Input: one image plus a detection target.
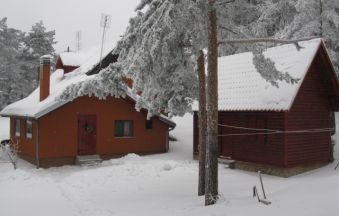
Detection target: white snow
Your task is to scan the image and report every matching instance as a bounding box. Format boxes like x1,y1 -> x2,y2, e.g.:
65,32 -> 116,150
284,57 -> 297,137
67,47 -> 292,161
0,113 -> 338,216
59,41 -> 116,68
0,117 -> 10,141
194,38 -> 328,111
59,52 -> 92,67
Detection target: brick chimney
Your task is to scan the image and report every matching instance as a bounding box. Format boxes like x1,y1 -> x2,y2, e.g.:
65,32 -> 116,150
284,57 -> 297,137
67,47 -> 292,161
39,55 -> 51,101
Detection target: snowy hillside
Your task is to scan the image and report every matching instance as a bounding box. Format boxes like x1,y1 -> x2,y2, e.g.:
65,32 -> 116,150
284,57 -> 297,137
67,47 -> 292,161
0,114 -> 338,216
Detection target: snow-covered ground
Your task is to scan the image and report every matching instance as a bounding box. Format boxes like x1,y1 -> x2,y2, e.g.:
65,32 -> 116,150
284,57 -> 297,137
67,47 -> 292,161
0,114 -> 338,216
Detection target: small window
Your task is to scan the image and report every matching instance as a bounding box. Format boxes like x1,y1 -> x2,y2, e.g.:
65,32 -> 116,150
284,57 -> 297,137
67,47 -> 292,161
26,120 -> 33,139
115,120 -> 133,137
15,119 -> 20,137
145,119 -> 153,129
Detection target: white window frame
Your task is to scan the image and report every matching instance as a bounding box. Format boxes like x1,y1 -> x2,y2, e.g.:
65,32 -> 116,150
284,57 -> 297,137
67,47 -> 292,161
15,119 -> 20,137
26,120 -> 33,139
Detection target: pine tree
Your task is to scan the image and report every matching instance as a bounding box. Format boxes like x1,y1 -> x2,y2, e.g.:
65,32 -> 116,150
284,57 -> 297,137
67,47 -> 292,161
0,17 -> 25,108
0,19 -> 57,109
21,21 -> 57,88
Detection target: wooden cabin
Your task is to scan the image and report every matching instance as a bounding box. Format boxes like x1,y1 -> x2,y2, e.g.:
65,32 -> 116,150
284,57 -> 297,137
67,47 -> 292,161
1,48 -> 175,168
193,39 -> 339,176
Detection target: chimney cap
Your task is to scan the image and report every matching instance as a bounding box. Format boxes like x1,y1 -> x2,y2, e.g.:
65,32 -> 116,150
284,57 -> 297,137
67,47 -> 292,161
40,55 -> 53,65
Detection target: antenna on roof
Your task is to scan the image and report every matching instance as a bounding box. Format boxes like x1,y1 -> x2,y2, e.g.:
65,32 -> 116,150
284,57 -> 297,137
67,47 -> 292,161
75,31 -> 82,52
99,13 -> 111,68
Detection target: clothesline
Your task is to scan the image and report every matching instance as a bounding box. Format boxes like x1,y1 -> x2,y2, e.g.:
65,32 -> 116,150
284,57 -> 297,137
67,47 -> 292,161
217,123 -> 335,136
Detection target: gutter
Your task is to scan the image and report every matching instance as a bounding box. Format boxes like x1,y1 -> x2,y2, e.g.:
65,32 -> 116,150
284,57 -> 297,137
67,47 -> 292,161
36,120 -> 40,169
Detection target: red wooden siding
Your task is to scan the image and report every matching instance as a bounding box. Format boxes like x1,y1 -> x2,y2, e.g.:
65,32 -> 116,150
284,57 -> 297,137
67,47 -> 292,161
55,58 -> 79,74
11,118 -> 37,161
37,96 -> 169,159
193,47 -> 335,168
9,96 -> 171,167
285,54 -> 331,167
193,111 -> 285,166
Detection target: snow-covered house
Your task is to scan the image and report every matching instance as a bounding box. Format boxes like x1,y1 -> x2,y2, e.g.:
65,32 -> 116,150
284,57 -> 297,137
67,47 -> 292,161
193,39 -> 339,176
0,47 -> 175,168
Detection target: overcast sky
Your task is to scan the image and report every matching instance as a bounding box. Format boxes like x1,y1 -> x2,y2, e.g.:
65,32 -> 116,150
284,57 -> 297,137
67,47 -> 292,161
0,0 -> 140,53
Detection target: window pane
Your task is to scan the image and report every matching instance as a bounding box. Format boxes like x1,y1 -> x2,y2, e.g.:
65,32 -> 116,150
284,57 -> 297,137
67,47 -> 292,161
146,120 -> 153,129
124,121 -> 133,137
115,121 -> 123,137
15,119 -> 20,137
26,120 -> 33,139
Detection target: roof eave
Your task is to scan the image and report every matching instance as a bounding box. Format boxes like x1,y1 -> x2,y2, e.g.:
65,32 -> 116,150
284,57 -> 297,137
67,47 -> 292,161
34,100 -> 71,119
157,115 -> 176,129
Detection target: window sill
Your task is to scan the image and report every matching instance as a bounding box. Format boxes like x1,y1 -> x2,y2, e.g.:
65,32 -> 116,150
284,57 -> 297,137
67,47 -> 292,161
114,137 -> 134,139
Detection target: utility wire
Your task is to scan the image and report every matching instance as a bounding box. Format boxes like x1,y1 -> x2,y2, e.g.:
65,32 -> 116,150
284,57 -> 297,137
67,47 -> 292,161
218,123 -> 279,132
217,123 -> 335,136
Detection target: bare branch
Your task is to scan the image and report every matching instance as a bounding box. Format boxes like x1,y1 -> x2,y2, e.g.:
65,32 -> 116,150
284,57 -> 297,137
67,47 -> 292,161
218,25 -> 239,36
178,41 -> 192,48
218,37 -> 318,51
218,25 -> 250,39
215,0 -> 236,6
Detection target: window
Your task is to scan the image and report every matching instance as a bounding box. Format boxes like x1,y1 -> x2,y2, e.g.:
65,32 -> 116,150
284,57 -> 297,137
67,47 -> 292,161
115,120 -> 133,137
26,120 -> 33,139
15,119 -> 20,137
145,119 -> 153,129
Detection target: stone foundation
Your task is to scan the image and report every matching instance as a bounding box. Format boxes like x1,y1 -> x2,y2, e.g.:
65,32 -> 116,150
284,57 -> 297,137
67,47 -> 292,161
234,161 -> 329,177
193,153 -> 329,177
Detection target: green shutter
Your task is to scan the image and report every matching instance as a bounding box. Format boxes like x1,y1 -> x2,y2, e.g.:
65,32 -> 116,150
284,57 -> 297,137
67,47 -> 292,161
115,121 -> 123,137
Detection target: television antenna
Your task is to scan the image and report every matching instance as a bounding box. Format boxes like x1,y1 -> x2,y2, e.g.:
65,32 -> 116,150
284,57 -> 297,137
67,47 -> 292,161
75,31 -> 82,52
99,13 -> 111,68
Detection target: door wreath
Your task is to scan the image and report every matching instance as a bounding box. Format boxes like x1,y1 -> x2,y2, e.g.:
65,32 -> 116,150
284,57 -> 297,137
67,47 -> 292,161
83,123 -> 94,133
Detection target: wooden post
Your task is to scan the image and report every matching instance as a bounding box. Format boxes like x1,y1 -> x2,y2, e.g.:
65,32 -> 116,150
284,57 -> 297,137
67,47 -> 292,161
205,0 -> 219,206
258,171 -> 267,200
198,50 -> 207,196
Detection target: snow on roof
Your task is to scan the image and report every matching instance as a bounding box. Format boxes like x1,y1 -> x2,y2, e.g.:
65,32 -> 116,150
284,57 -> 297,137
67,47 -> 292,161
0,42 -> 117,118
0,69 -> 92,118
0,42 -> 176,127
193,38 -> 325,112
59,41 -> 116,67
59,52 -> 90,67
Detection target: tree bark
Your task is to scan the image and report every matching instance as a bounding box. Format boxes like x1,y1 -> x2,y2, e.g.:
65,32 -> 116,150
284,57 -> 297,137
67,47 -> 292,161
198,50 -> 206,196
319,0 -> 323,38
205,0 -> 219,206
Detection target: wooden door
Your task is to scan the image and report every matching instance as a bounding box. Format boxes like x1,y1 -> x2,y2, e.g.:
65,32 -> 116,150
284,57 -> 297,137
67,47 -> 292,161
78,115 -> 96,155
220,119 -> 233,157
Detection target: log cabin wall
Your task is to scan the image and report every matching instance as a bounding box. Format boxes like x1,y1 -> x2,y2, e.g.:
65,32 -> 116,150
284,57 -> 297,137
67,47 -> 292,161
193,111 -> 285,166
285,54 -> 332,167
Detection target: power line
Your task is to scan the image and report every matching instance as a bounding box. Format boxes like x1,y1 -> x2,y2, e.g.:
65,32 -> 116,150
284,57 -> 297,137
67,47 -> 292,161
218,123 -> 278,132
217,123 -> 335,136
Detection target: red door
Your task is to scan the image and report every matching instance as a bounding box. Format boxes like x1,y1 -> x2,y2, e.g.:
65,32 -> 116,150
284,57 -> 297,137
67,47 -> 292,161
78,115 -> 96,155
220,119 -> 233,157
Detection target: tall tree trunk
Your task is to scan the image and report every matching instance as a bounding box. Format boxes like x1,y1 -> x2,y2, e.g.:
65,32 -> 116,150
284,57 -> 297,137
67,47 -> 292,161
205,0 -> 219,206
319,0 -> 323,38
198,50 -> 206,196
